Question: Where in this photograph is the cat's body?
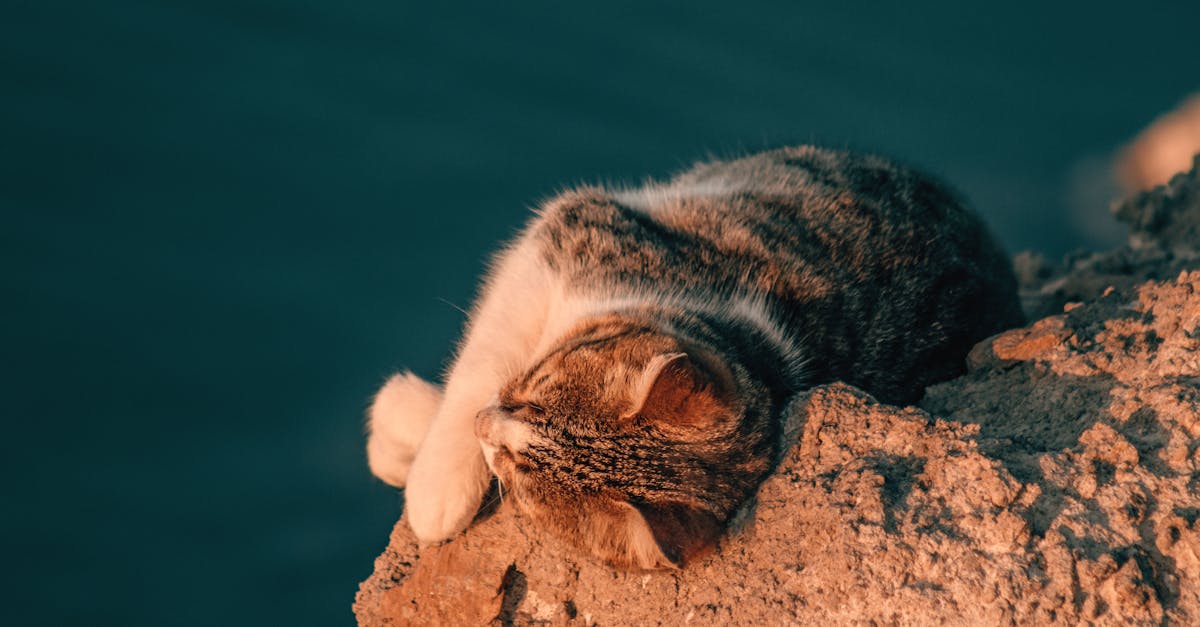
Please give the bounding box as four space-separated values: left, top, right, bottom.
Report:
367 146 1024 569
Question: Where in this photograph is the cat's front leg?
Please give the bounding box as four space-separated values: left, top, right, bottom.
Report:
402 377 496 544
403 241 556 544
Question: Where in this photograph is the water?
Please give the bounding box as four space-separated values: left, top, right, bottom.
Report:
3 1 1197 624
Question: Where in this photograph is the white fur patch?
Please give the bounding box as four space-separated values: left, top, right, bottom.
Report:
402 234 560 544
366 372 442 487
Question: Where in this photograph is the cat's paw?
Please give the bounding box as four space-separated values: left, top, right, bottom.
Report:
366 372 442 487
403 438 491 544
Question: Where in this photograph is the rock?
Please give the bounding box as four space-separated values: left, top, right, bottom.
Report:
1020 154 1200 321
354 157 1200 626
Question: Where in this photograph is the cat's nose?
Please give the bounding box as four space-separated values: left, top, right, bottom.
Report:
474 407 498 442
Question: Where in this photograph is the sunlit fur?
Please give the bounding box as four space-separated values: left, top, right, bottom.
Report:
478 313 773 568
366 373 441 487
367 146 1024 568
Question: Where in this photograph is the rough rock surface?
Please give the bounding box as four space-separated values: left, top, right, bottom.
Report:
355 158 1200 626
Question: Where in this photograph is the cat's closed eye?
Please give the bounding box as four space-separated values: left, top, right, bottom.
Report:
499 401 546 415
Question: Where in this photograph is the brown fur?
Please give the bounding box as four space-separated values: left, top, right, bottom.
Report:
477 312 776 567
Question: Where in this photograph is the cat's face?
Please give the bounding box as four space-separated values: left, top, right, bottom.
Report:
476 314 773 569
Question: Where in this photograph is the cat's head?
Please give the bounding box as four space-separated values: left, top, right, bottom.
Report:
476 313 774 570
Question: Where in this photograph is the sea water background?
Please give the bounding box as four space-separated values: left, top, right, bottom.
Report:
4 1 1198 624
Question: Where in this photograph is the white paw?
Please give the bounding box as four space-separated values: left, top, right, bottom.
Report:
366 372 442 487
404 439 491 544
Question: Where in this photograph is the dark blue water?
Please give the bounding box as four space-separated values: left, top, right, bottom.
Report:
4 1 1197 624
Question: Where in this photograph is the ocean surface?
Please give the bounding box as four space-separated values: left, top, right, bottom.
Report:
4 1 1198 624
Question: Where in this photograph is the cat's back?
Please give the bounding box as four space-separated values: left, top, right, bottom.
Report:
630 146 987 264
529 146 1023 404
537 146 1006 299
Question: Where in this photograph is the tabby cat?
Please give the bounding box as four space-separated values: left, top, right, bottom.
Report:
366 146 1023 569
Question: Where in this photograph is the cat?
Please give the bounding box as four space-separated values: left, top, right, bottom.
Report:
366 146 1024 570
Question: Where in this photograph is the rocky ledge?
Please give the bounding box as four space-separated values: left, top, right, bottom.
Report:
355 157 1200 626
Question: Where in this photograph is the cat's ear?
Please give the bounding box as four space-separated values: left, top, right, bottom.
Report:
629 352 734 431
627 500 723 567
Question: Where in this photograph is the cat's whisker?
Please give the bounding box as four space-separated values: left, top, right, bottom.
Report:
477 478 506 514
435 297 470 316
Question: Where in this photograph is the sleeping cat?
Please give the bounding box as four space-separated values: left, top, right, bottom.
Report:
366 146 1024 569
